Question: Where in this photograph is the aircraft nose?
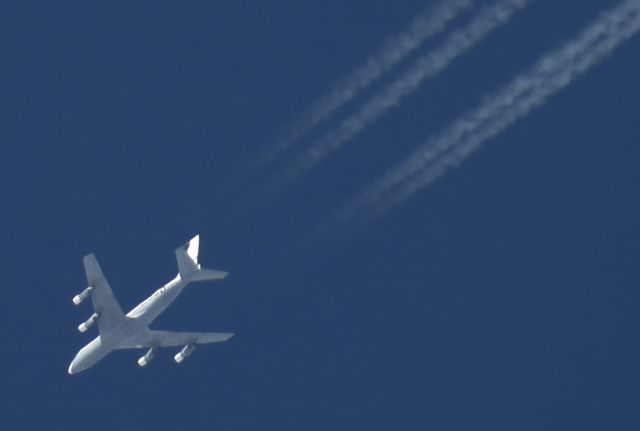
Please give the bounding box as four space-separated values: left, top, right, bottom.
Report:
68 352 83 374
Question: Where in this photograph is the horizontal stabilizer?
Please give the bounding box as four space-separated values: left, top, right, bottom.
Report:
175 234 229 282
189 268 229 281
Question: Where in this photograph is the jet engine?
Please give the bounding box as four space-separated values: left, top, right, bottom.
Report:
78 312 99 333
72 286 93 306
137 348 156 367
174 344 196 363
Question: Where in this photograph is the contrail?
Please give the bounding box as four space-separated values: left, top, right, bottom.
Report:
267 0 531 193
216 0 472 207
257 0 473 168
329 0 640 230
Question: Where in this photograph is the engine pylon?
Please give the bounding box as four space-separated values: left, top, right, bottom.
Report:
78 313 99 333
72 286 93 306
137 348 156 367
174 344 196 363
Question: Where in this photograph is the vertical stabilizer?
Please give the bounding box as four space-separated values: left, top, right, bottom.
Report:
176 235 229 282
186 234 199 264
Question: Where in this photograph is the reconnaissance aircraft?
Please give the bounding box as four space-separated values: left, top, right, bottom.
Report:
68 235 233 374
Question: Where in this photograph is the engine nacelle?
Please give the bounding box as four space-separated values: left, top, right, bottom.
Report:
137 348 156 367
78 312 100 333
72 286 93 306
174 344 196 363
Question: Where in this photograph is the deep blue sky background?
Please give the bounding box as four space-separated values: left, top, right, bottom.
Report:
2 1 639 429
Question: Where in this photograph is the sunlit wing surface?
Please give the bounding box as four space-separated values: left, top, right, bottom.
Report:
126 330 234 348
83 254 126 338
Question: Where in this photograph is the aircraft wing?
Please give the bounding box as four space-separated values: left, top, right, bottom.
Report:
83 254 126 337
129 330 234 348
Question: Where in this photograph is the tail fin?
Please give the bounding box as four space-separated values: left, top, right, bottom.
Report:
176 235 229 282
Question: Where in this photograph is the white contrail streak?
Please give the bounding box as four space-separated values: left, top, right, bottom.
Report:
268 0 531 192
330 0 640 229
258 0 473 167
217 0 471 206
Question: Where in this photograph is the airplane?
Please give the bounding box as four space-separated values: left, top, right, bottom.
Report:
68 234 233 374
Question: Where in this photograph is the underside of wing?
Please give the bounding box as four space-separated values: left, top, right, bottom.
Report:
127 330 234 348
83 254 126 337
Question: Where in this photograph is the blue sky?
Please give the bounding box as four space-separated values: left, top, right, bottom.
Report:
2 1 639 429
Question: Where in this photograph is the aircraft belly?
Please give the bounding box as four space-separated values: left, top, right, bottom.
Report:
129 284 185 325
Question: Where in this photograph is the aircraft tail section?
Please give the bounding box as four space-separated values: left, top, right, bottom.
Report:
176 235 229 282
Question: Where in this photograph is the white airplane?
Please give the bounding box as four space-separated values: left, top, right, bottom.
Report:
68 235 233 374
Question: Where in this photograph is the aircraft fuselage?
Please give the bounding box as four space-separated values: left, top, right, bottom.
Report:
68 234 231 374
68 275 188 374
